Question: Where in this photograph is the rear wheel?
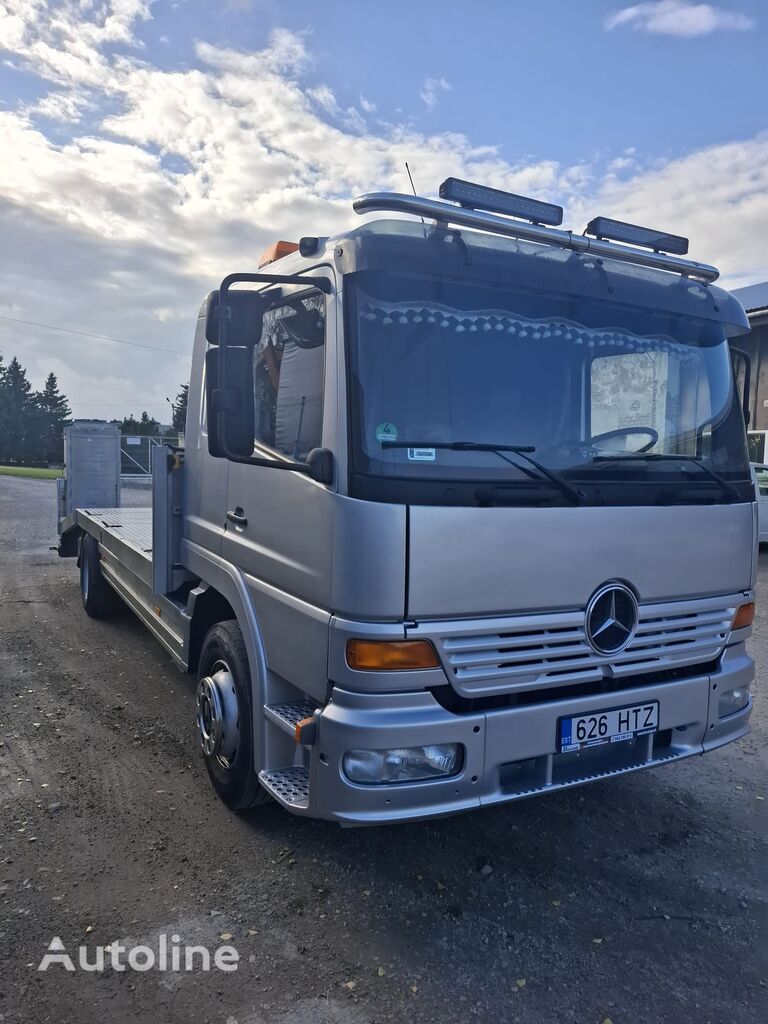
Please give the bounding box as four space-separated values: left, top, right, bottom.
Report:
196 620 269 811
79 535 121 618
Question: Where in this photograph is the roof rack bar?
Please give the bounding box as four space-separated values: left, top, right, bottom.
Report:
352 192 719 284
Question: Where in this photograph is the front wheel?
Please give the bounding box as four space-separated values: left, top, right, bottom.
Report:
196 620 269 811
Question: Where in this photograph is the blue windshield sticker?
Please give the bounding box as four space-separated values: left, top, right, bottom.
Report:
375 422 399 444
407 447 436 462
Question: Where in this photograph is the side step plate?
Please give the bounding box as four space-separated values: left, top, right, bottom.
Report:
259 766 310 811
264 699 319 738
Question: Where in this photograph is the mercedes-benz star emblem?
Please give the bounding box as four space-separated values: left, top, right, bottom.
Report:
585 582 638 656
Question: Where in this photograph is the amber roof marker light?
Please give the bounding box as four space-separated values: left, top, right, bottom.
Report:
258 240 299 268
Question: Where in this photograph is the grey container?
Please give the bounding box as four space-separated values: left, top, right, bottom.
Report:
59 421 121 529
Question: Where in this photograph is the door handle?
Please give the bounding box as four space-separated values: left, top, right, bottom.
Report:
226 508 248 527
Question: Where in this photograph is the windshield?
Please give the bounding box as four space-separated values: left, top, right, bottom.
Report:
347 270 751 505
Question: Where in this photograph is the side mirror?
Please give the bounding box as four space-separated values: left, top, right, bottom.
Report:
306 447 334 485
206 347 255 459
205 288 264 459
205 289 264 347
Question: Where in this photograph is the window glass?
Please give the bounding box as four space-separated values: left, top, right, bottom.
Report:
591 352 669 446
754 465 768 497
350 272 744 475
253 293 325 460
748 431 767 463
590 349 719 456
346 269 751 505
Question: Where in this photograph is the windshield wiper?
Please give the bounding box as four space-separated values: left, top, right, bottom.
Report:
381 440 584 505
591 453 741 502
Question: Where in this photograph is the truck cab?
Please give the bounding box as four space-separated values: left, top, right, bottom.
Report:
62 182 757 824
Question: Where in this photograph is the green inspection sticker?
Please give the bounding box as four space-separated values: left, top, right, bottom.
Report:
375 421 399 444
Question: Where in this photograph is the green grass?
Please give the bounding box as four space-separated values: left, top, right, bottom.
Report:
0 465 63 479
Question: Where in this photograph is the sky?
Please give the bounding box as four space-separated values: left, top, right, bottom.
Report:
0 0 766 422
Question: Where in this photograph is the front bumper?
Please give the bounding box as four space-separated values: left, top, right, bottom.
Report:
308 644 753 825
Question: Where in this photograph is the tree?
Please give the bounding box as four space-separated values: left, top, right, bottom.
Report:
171 382 189 435
22 395 49 464
120 411 160 436
0 356 33 464
36 373 72 464
0 355 72 465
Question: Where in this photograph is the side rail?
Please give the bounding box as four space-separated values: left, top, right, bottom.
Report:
151 444 193 596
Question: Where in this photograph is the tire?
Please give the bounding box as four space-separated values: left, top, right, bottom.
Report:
196 620 270 811
79 535 122 618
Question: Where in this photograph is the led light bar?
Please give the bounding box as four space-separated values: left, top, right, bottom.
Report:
439 177 563 226
585 216 689 256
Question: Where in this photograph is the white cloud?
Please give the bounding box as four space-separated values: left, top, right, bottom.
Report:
420 77 452 112
0 1 765 418
606 1 756 37
25 90 93 122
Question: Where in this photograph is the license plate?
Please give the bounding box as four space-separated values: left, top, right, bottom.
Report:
558 701 659 753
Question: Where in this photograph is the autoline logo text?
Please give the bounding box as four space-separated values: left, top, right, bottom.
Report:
37 934 240 973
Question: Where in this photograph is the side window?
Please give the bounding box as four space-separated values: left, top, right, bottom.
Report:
253 292 325 461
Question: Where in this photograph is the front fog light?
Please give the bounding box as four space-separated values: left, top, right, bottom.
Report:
718 685 751 717
342 744 461 785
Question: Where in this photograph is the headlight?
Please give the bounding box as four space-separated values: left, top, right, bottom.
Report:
342 744 462 785
718 685 751 717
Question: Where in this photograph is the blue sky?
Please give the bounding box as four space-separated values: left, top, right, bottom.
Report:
0 0 766 418
160 0 767 164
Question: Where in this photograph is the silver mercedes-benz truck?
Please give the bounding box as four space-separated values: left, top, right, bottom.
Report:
58 180 757 825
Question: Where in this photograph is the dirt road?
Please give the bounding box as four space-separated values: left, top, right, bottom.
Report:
0 476 766 1023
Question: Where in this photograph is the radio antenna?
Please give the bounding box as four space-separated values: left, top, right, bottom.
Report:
405 161 418 196
404 161 426 230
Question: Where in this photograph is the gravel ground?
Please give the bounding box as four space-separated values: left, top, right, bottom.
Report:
0 475 766 1024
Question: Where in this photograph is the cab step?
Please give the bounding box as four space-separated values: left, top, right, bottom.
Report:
264 698 319 738
259 765 310 811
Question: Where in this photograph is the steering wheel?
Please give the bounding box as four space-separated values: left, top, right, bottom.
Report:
544 427 660 462
590 426 659 454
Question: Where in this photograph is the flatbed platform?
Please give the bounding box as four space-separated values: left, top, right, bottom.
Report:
73 503 190 667
75 506 153 587
77 506 153 555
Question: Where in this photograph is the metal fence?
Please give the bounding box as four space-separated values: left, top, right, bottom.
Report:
120 435 171 476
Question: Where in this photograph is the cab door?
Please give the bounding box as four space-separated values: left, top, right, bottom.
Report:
221 282 336 700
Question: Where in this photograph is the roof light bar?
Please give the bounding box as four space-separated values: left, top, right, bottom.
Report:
352 193 719 282
585 216 689 256
439 177 563 226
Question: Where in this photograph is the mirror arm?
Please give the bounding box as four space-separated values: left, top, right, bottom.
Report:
224 450 334 485
220 272 332 299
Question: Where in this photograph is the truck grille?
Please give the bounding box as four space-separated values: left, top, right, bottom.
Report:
434 596 737 697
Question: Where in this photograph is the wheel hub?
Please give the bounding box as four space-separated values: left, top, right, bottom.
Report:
196 660 240 768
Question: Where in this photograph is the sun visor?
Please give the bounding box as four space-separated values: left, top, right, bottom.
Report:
334 220 751 337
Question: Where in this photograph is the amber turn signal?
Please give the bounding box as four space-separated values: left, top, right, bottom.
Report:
731 602 755 630
346 639 440 671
